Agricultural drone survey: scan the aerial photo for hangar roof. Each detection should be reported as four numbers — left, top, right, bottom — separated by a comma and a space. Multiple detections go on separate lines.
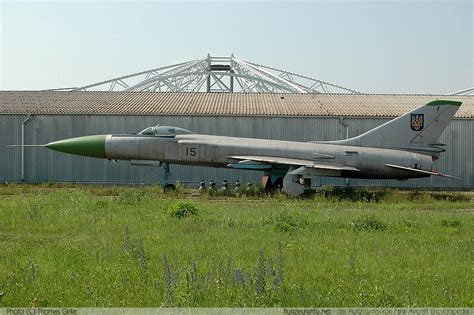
0, 91, 473, 118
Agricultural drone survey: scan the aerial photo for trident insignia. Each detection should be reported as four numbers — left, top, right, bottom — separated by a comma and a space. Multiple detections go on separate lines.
410, 114, 424, 131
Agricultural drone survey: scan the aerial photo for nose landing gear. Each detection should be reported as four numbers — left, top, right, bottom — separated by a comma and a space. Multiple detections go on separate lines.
161, 162, 176, 193
163, 183, 176, 193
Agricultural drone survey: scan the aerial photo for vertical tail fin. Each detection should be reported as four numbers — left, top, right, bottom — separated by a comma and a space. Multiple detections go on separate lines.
334, 100, 461, 150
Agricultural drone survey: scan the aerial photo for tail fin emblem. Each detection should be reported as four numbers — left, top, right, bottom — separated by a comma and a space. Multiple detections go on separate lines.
410, 114, 424, 131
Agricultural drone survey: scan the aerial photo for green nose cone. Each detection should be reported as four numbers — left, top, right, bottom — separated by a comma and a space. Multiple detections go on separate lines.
46, 135, 107, 158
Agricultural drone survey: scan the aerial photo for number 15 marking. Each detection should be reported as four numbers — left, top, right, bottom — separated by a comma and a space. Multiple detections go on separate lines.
186, 147, 197, 157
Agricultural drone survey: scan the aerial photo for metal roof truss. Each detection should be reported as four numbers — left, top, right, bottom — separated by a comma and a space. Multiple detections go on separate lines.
68, 54, 360, 94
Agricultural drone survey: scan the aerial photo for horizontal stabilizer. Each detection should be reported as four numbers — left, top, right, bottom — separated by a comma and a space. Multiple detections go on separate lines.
385, 164, 460, 179
390, 144, 446, 155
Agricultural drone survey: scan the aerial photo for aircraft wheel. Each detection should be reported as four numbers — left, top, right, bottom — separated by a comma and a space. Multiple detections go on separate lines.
163, 184, 176, 193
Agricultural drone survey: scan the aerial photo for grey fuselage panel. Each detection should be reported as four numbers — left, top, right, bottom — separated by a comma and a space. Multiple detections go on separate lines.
105, 134, 433, 180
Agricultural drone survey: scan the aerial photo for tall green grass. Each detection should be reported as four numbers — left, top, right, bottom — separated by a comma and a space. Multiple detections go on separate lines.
0, 184, 472, 307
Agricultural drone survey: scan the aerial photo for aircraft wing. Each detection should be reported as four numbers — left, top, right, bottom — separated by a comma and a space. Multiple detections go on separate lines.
228, 155, 359, 175
385, 164, 460, 179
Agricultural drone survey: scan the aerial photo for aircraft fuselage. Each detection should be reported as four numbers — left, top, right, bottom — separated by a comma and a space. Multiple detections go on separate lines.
105, 134, 432, 180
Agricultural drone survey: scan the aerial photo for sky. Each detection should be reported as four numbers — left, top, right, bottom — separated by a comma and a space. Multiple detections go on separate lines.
0, 0, 472, 94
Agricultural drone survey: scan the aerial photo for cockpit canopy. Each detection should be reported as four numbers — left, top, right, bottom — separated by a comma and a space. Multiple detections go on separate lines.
138, 125, 194, 137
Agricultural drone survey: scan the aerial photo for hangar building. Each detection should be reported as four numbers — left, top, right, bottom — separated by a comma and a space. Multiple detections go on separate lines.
1, 91, 473, 188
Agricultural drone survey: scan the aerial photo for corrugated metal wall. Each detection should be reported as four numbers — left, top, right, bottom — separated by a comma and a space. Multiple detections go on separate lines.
1, 114, 472, 188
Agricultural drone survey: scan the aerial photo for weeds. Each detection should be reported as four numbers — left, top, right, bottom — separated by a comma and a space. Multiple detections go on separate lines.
402, 219, 419, 229
234, 268, 245, 286
255, 251, 266, 295
139, 239, 148, 278
408, 190, 425, 201
29, 261, 36, 284
26, 202, 41, 222
94, 199, 108, 208
117, 190, 144, 205
349, 255, 356, 286
163, 255, 174, 306
441, 218, 462, 228
0, 184, 26, 195
275, 241, 284, 288
430, 192, 471, 202
374, 288, 398, 307
273, 211, 308, 233
88, 186, 121, 196
320, 187, 386, 202
154, 244, 286, 305
122, 225, 130, 252
352, 215, 387, 231
168, 202, 199, 219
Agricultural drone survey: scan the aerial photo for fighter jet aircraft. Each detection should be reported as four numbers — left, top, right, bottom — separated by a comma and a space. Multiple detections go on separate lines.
43, 100, 461, 195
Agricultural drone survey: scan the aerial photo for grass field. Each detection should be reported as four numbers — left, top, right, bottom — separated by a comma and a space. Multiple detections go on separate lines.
0, 184, 472, 307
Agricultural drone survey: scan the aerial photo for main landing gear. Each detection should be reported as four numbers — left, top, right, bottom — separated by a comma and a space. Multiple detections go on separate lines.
262, 167, 312, 196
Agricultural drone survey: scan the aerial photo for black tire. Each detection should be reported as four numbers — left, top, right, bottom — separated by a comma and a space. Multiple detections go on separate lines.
163, 184, 176, 193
